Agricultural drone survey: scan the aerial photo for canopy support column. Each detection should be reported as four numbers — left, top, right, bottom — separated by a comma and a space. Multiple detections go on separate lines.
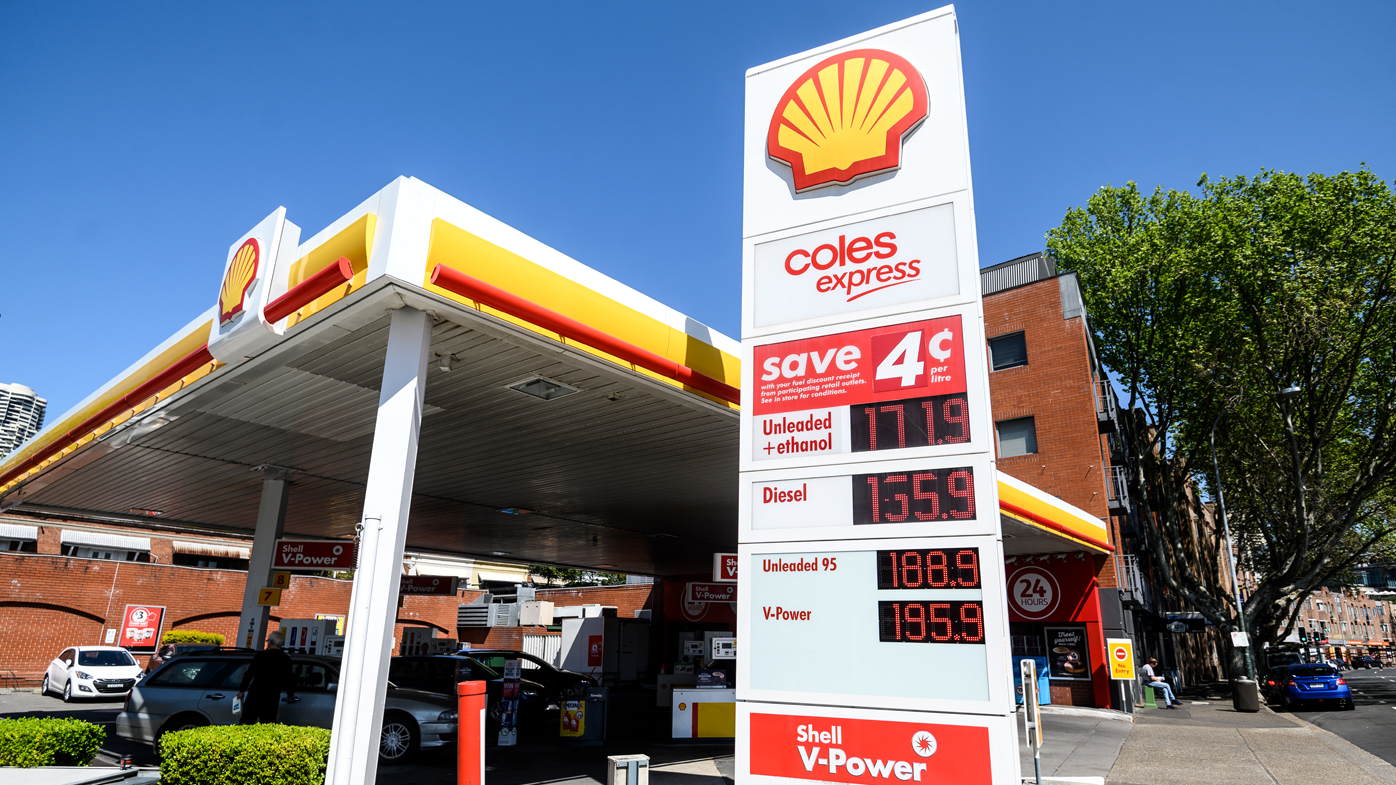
326, 306, 432, 785
236, 472, 290, 650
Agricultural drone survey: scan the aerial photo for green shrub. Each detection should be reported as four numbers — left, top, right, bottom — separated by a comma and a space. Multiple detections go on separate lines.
0, 717, 106, 766
162, 629, 226, 646
159, 725, 331, 785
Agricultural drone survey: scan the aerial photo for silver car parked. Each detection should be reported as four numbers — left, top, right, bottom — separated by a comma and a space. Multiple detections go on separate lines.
115, 651, 457, 764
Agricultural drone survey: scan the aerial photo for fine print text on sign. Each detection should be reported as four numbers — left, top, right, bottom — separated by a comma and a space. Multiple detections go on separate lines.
751, 316, 967, 461
273, 539, 357, 570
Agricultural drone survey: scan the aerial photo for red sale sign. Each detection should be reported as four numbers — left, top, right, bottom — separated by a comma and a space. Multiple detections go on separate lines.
750, 712, 991, 785
119, 605, 165, 651
753, 316, 966, 416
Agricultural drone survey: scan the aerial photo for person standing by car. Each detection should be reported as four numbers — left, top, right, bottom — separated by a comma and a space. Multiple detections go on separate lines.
236, 631, 297, 724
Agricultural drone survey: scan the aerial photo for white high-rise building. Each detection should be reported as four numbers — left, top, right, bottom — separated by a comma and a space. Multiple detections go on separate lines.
0, 383, 47, 458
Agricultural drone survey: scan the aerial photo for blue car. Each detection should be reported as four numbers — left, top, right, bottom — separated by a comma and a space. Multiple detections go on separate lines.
1266, 663, 1353, 710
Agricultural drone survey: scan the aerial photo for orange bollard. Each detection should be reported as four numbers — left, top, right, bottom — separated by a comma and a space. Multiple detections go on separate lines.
458, 680, 487, 785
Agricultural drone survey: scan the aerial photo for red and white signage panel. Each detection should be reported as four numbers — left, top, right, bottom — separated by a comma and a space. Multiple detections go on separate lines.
689, 582, 739, 604
715, 553, 740, 582
399, 575, 460, 596
740, 7, 1015, 783
273, 539, 357, 570
119, 604, 165, 651
737, 703, 1019, 785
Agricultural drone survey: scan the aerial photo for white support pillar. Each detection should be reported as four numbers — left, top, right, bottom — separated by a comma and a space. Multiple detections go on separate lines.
237, 474, 291, 650
326, 306, 432, 785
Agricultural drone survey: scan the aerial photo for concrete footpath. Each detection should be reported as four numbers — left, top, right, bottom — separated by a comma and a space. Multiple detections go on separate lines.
1017, 682, 1396, 785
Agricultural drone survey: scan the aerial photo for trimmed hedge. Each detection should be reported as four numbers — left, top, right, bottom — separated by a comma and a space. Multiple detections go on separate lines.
159, 725, 331, 785
0, 717, 106, 766
162, 629, 226, 646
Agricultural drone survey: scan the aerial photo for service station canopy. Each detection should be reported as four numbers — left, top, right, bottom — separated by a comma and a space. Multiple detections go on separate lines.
0, 177, 741, 577
0, 177, 1109, 577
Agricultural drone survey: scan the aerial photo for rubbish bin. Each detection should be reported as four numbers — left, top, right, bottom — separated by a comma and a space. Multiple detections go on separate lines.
559, 685, 608, 746
1233, 678, 1260, 713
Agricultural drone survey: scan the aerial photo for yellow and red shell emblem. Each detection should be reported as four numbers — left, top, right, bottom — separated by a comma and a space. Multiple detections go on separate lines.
767, 49, 929, 192
219, 238, 260, 326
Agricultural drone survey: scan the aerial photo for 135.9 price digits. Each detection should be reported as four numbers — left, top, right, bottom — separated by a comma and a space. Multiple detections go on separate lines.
878, 601, 986, 644
853, 467, 976, 524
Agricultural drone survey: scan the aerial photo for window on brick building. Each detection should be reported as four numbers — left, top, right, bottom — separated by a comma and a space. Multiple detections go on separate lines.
996, 417, 1038, 457
988, 332, 1027, 371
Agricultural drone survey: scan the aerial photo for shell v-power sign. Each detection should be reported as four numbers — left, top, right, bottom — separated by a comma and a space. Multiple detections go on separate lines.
737, 8, 1019, 784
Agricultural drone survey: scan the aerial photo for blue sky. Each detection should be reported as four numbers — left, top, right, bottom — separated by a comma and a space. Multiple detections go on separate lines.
3, 1, 1393, 418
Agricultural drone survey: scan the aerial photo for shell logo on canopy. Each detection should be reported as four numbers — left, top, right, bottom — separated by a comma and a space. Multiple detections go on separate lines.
767, 49, 929, 192
219, 238, 261, 325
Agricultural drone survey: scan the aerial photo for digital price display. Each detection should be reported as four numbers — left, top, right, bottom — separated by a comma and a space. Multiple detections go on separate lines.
850, 393, 970, 453
852, 467, 976, 524
747, 544, 996, 705
876, 548, 981, 589
878, 601, 986, 644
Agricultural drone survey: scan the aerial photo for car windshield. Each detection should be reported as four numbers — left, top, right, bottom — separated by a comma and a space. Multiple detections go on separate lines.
78, 650, 136, 667
1289, 666, 1336, 678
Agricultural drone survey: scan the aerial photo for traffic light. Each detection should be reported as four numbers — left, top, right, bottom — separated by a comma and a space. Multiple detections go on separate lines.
1298, 627, 1308, 642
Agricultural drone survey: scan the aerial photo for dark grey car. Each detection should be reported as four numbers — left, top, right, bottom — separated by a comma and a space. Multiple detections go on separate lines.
115, 652, 456, 764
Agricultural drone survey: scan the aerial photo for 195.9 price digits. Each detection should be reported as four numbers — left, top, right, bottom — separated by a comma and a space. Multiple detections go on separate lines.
878, 601, 986, 644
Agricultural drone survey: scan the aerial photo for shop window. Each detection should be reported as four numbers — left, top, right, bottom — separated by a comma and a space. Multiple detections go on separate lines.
997, 417, 1038, 457
988, 332, 1027, 371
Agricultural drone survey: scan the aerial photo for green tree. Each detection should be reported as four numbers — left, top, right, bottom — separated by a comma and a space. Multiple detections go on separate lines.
1047, 168, 1396, 675
528, 565, 626, 587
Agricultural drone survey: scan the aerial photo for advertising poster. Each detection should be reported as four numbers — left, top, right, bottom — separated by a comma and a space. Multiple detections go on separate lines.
498, 658, 521, 746
1045, 626, 1091, 680
560, 700, 585, 737
587, 635, 603, 667
119, 605, 165, 651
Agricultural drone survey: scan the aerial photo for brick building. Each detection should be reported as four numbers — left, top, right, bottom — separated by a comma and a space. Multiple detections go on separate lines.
1294, 586, 1394, 662
0, 508, 652, 685
981, 252, 1223, 708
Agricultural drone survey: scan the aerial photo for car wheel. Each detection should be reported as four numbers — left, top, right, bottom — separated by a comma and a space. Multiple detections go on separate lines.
155, 714, 209, 747
62, 680, 73, 703
1344, 698, 1355, 711
41, 674, 50, 697
378, 712, 419, 765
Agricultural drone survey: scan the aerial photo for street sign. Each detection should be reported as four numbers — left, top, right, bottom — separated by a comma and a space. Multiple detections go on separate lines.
1231, 631, 1251, 648
738, 7, 1016, 784
272, 539, 357, 570
257, 588, 282, 606
1167, 621, 1188, 633
1107, 638, 1135, 680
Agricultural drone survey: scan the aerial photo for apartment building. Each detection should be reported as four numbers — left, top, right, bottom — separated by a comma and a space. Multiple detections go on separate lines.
0, 383, 47, 458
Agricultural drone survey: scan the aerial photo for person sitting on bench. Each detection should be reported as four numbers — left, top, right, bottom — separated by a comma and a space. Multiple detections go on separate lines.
1143, 657, 1182, 708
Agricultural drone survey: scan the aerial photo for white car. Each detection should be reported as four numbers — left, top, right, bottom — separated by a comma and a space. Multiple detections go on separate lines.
42, 646, 143, 702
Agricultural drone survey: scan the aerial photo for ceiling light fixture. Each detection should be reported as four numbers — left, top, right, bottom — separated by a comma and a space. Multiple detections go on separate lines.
129, 508, 163, 517
497, 508, 532, 516
507, 375, 579, 401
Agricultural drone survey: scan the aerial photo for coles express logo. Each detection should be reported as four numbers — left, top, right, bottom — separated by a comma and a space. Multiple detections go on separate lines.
783, 230, 920, 303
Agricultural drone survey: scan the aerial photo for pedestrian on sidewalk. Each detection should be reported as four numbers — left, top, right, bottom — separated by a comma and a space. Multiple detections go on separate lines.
236, 631, 298, 724
1142, 658, 1182, 708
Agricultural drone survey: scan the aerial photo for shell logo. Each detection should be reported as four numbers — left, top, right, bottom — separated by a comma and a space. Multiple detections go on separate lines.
767, 49, 928, 192
219, 238, 261, 326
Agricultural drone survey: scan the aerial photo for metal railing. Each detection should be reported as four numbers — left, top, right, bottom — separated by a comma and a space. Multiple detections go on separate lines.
1095, 380, 1120, 425
1107, 465, 1130, 511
